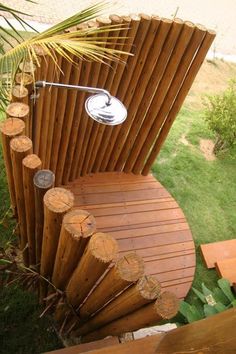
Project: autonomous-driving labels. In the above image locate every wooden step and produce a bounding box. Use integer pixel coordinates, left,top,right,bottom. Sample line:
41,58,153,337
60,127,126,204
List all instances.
216,257,236,285
200,239,236,269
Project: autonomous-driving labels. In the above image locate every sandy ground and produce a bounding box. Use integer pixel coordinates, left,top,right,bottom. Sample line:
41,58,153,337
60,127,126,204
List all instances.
2,0,236,56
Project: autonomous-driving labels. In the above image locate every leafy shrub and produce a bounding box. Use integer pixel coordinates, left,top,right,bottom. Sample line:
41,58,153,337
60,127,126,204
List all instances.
203,80,236,152
179,278,236,323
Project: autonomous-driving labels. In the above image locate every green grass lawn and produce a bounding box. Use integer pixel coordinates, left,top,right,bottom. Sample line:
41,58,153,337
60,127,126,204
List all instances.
152,106,236,306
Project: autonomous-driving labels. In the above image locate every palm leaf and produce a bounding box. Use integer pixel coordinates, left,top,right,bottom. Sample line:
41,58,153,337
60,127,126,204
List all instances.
0,1,129,112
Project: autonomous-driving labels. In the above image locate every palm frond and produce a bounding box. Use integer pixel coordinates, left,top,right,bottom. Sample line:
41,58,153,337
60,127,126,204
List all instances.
0,2,129,112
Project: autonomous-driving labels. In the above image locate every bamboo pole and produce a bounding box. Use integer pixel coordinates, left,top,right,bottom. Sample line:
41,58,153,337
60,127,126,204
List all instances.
77,253,144,317
44,55,62,169
6,102,30,137
10,136,33,265
81,291,179,343
92,15,140,173
40,187,74,299
99,14,152,172
55,56,82,185
49,55,75,175
11,85,29,104
52,209,96,290
127,21,195,174
34,169,55,267
22,154,42,266
61,23,90,184
142,29,216,175
66,232,118,308
75,17,112,178
39,56,58,167
77,275,161,335
81,15,123,176
0,118,25,215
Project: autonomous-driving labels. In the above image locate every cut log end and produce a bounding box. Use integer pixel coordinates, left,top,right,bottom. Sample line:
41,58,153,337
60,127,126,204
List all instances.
44,187,74,213
129,14,141,22
0,118,25,137
10,135,32,152
138,13,152,21
136,275,162,300
22,154,42,169
89,232,119,263
154,291,179,320
12,85,28,99
116,253,144,282
6,102,29,118
15,73,33,86
63,209,96,240
96,17,112,26
19,61,36,74
33,169,55,189
121,16,131,23
109,15,123,24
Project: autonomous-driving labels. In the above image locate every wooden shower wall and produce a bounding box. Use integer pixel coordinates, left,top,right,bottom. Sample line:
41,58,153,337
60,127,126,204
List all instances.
27,15,215,185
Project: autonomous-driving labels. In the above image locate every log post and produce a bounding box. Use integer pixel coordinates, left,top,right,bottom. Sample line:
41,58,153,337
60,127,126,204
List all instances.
22,154,42,266
52,209,96,290
66,232,118,308
40,187,74,295
81,291,179,343
11,85,29,105
77,275,161,335
10,136,33,265
34,170,55,268
78,253,144,317
15,72,33,94
19,61,36,76
0,118,25,215
6,102,30,138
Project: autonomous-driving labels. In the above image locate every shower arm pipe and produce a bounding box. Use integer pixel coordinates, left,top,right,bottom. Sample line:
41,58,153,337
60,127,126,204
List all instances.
35,81,112,105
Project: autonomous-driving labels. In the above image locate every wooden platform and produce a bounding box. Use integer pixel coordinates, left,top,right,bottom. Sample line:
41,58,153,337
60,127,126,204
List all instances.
200,239,236,269
216,258,236,285
66,172,195,299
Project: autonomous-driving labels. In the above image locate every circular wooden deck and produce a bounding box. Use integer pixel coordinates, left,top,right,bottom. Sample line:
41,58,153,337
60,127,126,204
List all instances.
66,172,195,300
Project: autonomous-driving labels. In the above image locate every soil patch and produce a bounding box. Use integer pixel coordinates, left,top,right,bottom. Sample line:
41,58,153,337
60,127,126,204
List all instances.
199,139,216,161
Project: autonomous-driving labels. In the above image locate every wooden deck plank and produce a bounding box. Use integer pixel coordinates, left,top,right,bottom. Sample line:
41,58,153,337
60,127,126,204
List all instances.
215,257,236,285
66,172,195,300
200,239,236,269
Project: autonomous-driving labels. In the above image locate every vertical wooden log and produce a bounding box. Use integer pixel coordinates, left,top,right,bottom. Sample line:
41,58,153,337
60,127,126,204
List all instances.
0,118,25,214
77,253,144,317
99,14,152,172
40,188,74,283
77,276,162,335
127,21,195,174
66,232,118,308
75,17,112,178
92,15,140,173
10,136,33,265
6,102,30,137
55,56,82,185
22,154,42,266
81,291,179,343
52,209,96,290
11,85,29,105
50,56,74,175
61,23,90,184
81,15,123,176
34,169,55,267
39,56,58,167
44,55,63,169
19,61,36,76
142,30,216,175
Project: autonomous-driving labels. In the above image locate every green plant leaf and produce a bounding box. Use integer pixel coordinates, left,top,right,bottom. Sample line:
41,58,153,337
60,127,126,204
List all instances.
218,278,235,302
192,286,207,303
204,304,218,317
179,301,203,323
213,287,231,306
214,302,227,312
230,299,236,308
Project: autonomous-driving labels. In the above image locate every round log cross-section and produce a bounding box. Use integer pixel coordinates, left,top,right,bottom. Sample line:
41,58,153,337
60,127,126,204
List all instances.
12,85,29,105
6,102,30,137
52,209,96,290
